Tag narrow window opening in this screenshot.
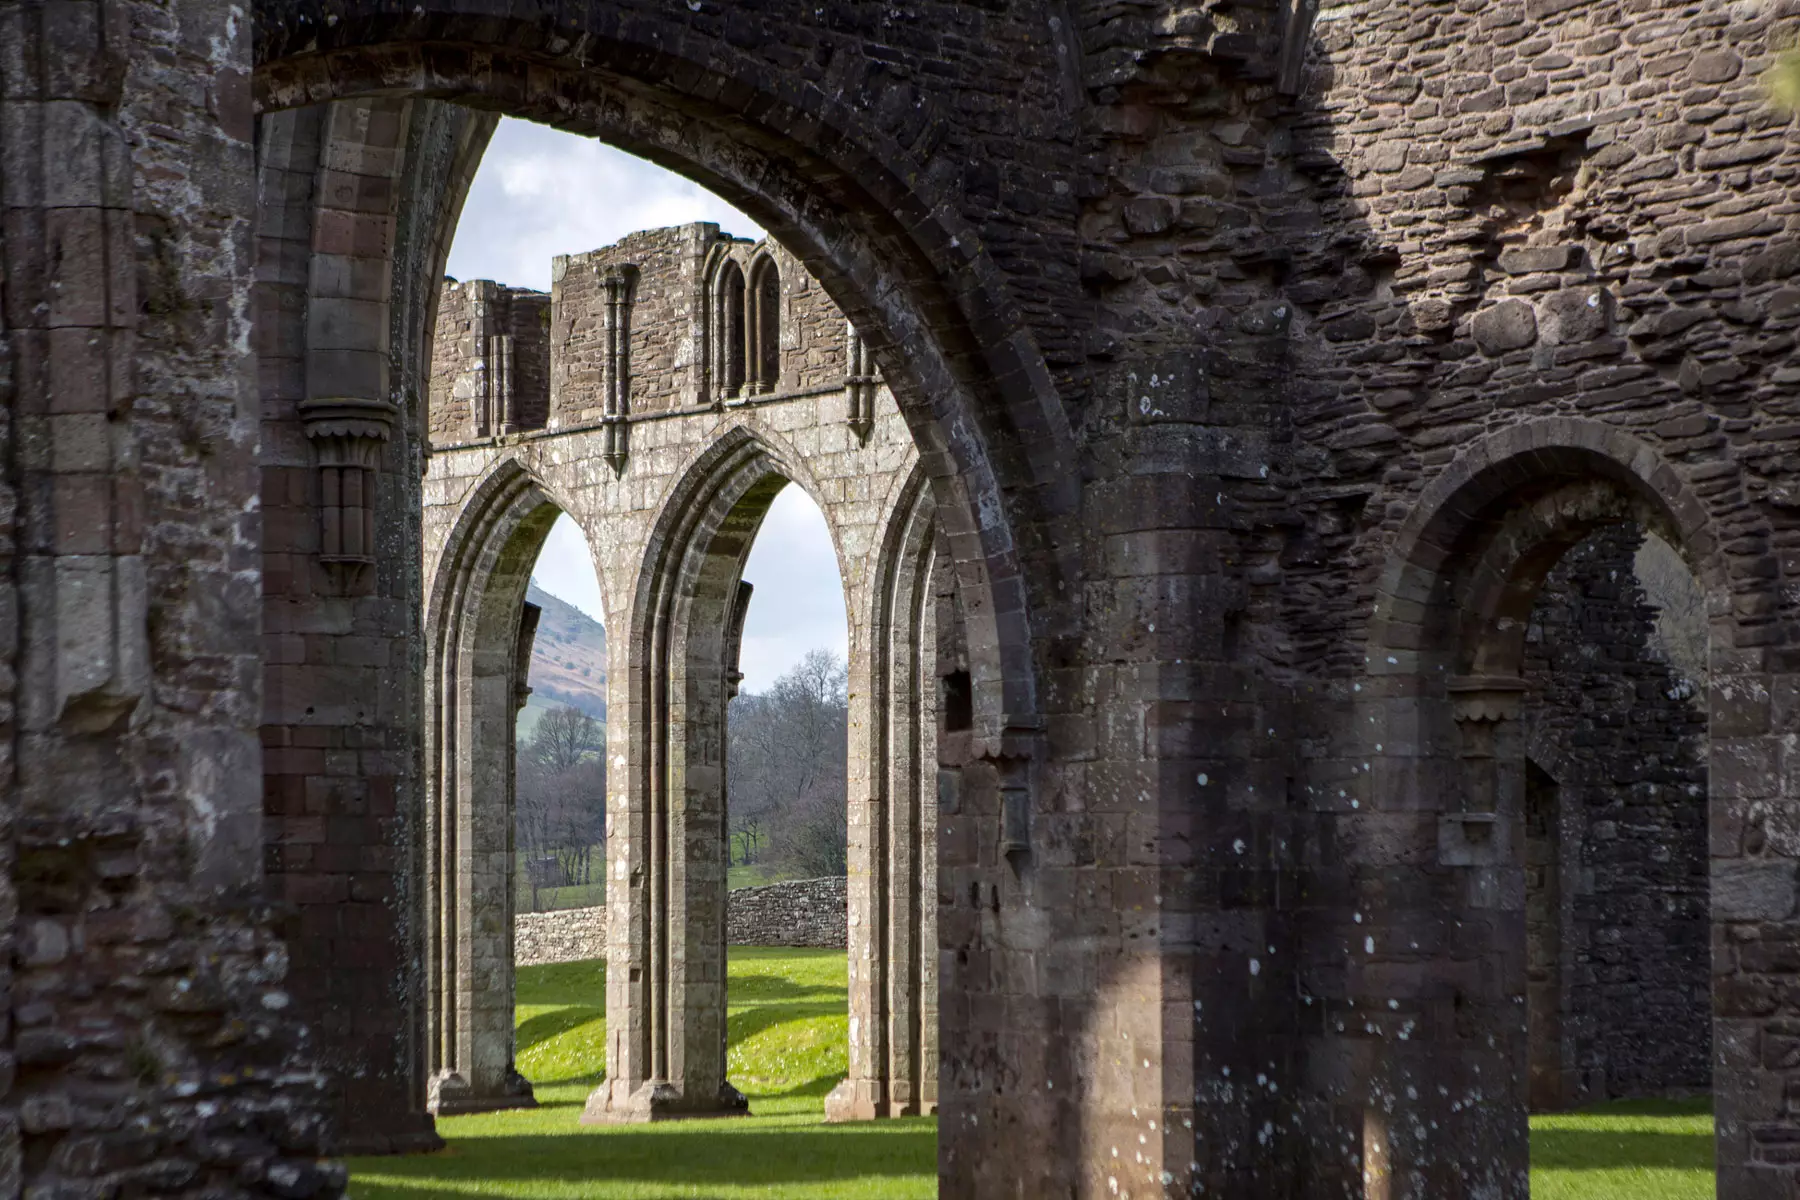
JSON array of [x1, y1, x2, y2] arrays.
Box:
[[943, 669, 973, 732]]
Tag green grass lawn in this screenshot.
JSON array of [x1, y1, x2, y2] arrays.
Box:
[[349, 949, 1710, 1199], [347, 949, 936, 1199], [1530, 1098, 1714, 1200]]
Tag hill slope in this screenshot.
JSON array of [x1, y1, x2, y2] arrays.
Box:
[[525, 580, 607, 721]]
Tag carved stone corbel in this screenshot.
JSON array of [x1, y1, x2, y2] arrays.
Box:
[[845, 323, 877, 444], [1440, 674, 1529, 866], [300, 396, 397, 585]]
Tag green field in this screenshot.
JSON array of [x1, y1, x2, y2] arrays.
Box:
[[1530, 1098, 1713, 1200], [349, 950, 1712, 1199], [347, 950, 935, 1199]]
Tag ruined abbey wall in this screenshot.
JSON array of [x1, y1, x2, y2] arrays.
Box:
[[429, 281, 552, 442], [1523, 524, 1712, 1109], [5, 1, 1800, 1196], [547, 227, 850, 424]]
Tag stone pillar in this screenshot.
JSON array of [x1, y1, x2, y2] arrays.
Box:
[[831, 487, 938, 1121], [587, 503, 750, 1123], [428, 594, 540, 1116]]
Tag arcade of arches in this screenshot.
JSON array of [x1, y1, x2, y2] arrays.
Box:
[[4, 1, 1800, 1197]]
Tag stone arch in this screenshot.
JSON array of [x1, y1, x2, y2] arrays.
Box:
[[421, 455, 594, 1116], [252, 5, 1065, 1162], [594, 425, 799, 1121], [832, 462, 942, 1120], [251, 13, 1062, 738], [1335, 417, 1750, 1196]]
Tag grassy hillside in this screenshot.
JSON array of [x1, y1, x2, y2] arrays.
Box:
[[524, 580, 607, 721]]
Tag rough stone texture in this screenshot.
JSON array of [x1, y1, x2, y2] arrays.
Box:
[[725, 878, 850, 950], [429, 281, 552, 440], [514, 879, 849, 967], [1522, 524, 1711, 1111], [514, 905, 608, 968], [7, 0, 1800, 1195]]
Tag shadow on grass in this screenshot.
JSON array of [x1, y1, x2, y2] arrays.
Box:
[[518, 1007, 605, 1055], [745, 1072, 843, 1101], [725, 1001, 843, 1046], [353, 1125, 936, 1194], [1532, 1130, 1714, 1173], [729, 974, 847, 1004]]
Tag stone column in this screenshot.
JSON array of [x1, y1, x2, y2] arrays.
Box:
[[587, 519, 750, 1123], [429, 598, 540, 1115], [831, 491, 938, 1121]]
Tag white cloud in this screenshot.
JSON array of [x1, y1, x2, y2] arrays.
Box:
[[446, 117, 762, 292]]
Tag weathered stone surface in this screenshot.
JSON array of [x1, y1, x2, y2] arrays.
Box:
[[8, 0, 1800, 1195], [1473, 298, 1541, 354]]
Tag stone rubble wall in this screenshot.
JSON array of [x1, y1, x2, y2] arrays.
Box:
[[515, 876, 848, 966], [724, 876, 850, 949], [514, 904, 609, 968]]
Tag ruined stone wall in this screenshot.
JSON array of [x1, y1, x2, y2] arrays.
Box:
[[550, 225, 714, 422], [1524, 524, 1711, 1106], [540, 225, 850, 428], [213, 0, 1800, 1192], [514, 878, 849, 966], [428, 280, 551, 442], [515, 905, 607, 967], [725, 877, 849, 949]]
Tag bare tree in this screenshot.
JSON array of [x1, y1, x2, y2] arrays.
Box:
[[516, 705, 606, 910], [726, 649, 849, 878], [530, 704, 602, 774]]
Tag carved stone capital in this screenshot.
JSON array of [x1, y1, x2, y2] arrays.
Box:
[[1446, 674, 1529, 724], [299, 395, 398, 452], [299, 396, 396, 576]]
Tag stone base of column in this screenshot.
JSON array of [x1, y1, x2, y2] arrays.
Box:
[[825, 1078, 881, 1122], [581, 1078, 751, 1124], [427, 1068, 539, 1116], [826, 1079, 938, 1121]]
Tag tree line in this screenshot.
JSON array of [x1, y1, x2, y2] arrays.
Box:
[[516, 704, 605, 912], [513, 647, 851, 912], [727, 648, 849, 879]]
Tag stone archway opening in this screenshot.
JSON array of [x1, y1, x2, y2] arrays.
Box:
[[421, 469, 612, 1118], [413, 118, 955, 1160], [1350, 424, 1730, 1198], [1519, 524, 1711, 1124], [255, 19, 1056, 1168]]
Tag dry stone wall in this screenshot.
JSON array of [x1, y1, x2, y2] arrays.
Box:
[[515, 905, 608, 967], [514, 878, 849, 967], [725, 877, 849, 949]]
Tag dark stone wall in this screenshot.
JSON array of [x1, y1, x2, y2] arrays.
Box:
[[1524, 524, 1711, 1107], [4, 0, 1791, 1194]]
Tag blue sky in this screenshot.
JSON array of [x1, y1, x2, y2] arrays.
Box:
[[445, 118, 847, 694]]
